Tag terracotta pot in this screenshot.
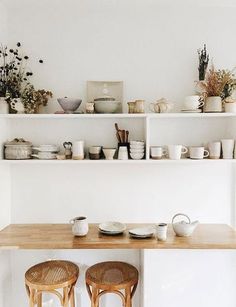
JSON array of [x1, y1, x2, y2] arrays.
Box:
[[204, 96, 222, 113]]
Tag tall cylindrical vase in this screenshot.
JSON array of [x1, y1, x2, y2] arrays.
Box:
[[0, 97, 9, 114]]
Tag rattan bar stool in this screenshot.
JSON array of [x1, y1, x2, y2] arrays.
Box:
[[25, 260, 79, 307], [86, 261, 138, 307]]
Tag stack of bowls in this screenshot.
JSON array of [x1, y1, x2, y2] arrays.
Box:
[[130, 141, 145, 160]]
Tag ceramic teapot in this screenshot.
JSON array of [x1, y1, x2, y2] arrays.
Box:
[[172, 213, 199, 237], [150, 98, 173, 113]]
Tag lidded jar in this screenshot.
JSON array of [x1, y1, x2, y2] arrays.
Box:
[[4, 138, 32, 160]]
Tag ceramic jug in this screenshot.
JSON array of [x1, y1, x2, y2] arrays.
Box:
[[70, 216, 89, 236], [172, 213, 199, 237], [150, 98, 173, 113]]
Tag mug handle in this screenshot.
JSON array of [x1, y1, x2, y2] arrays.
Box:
[[203, 150, 209, 158], [69, 218, 75, 224], [149, 103, 155, 113], [198, 101, 204, 108], [31, 154, 39, 158], [181, 146, 188, 154]]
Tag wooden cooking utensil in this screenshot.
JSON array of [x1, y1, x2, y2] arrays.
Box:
[[116, 132, 121, 143], [126, 131, 129, 143]]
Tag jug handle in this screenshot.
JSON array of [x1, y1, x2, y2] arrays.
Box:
[[172, 213, 191, 225]]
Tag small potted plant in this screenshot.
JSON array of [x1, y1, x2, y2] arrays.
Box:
[[21, 84, 52, 114], [199, 66, 232, 112], [220, 69, 236, 113]]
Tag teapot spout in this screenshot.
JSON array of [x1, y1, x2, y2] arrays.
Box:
[[191, 220, 199, 230]]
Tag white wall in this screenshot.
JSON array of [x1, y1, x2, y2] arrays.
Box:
[[1, 0, 236, 306]]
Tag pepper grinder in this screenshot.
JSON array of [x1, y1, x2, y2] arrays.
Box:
[[63, 142, 72, 159]]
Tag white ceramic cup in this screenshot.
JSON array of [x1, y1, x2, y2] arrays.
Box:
[[189, 146, 209, 159], [221, 139, 235, 159], [89, 146, 101, 154], [183, 96, 204, 110], [103, 148, 116, 160], [208, 142, 221, 159], [70, 216, 89, 236], [150, 147, 166, 159], [72, 140, 84, 160], [118, 146, 128, 160], [168, 145, 188, 160], [156, 223, 168, 241]]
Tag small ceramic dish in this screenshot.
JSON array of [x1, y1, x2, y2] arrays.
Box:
[[129, 227, 154, 238], [99, 221, 126, 234]]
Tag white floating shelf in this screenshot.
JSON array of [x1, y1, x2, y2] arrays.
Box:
[[0, 113, 236, 119], [0, 159, 234, 165]]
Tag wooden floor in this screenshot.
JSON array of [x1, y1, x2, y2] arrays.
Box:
[[0, 223, 236, 249]]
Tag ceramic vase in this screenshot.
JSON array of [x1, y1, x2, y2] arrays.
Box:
[[10, 98, 25, 114], [204, 96, 222, 113], [0, 97, 9, 114]]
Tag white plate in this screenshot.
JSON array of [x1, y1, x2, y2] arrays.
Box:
[[129, 227, 154, 237], [181, 109, 202, 113], [99, 229, 124, 235], [129, 233, 154, 239], [99, 221, 126, 233]]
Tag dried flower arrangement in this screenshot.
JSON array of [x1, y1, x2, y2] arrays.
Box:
[[21, 84, 52, 114], [198, 44, 209, 81], [0, 42, 52, 113], [199, 66, 236, 99]]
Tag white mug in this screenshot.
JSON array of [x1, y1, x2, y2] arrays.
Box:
[[221, 139, 234, 159], [70, 216, 89, 236], [150, 146, 166, 159], [183, 96, 204, 110], [168, 145, 188, 160], [189, 146, 209, 159], [72, 141, 84, 160], [156, 223, 168, 241], [208, 142, 221, 159]]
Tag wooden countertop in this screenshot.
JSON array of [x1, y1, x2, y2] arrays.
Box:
[[0, 223, 236, 250]]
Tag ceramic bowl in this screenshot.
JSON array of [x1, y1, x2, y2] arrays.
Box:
[[57, 98, 82, 113], [130, 141, 145, 146], [130, 144, 145, 150], [94, 101, 119, 114], [130, 148, 145, 153], [102, 148, 116, 160], [130, 152, 144, 160]]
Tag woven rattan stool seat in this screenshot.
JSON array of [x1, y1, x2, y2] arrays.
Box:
[[86, 261, 138, 307], [25, 260, 79, 307]]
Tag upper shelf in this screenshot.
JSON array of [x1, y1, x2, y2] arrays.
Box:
[[0, 113, 236, 119]]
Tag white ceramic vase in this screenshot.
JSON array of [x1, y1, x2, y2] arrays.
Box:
[[0, 97, 9, 114], [225, 103, 236, 113], [204, 96, 222, 113], [10, 98, 25, 114]]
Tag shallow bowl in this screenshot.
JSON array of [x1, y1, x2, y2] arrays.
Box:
[[94, 101, 119, 114], [57, 98, 82, 113], [130, 152, 144, 160]]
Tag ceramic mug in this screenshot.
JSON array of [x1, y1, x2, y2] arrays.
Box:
[[134, 100, 145, 113], [183, 96, 204, 110], [72, 140, 85, 160], [156, 223, 168, 241], [208, 142, 221, 159], [168, 145, 188, 160], [70, 216, 89, 236], [189, 146, 209, 159], [150, 146, 166, 159], [221, 139, 235, 159]]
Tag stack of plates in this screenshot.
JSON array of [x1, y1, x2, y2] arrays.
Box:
[[129, 227, 155, 239], [99, 221, 126, 235]]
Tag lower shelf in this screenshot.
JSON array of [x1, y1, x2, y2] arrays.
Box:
[[0, 159, 234, 165], [0, 223, 235, 249]]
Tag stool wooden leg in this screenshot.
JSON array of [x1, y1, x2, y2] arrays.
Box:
[[37, 292, 42, 307], [29, 289, 35, 307], [125, 287, 132, 307], [63, 287, 69, 307], [70, 286, 75, 307], [91, 287, 99, 307]]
